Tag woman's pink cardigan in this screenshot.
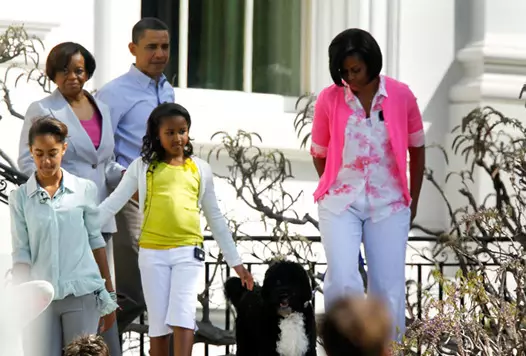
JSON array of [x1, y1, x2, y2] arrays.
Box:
[[310, 76, 424, 204]]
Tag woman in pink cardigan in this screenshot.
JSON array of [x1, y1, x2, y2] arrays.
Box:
[[311, 28, 425, 341]]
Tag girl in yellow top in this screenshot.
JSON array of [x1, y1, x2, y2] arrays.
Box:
[[98, 103, 254, 356]]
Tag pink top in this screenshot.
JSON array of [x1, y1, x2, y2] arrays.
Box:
[[80, 110, 102, 149], [319, 76, 407, 222], [310, 76, 425, 204]]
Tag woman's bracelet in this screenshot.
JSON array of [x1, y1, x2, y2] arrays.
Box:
[[108, 291, 117, 303]]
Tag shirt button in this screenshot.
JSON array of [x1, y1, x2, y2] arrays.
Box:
[[92, 164, 97, 169]]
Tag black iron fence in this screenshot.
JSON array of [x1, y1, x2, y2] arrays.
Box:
[[0, 164, 500, 355], [0, 161, 28, 204], [121, 235, 495, 356]]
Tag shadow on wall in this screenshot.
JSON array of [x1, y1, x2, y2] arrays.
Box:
[[418, 0, 479, 231]]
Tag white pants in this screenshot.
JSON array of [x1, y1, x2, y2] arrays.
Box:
[[318, 198, 410, 340], [138, 246, 204, 337]]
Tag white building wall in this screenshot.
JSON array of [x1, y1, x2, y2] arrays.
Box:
[[448, 0, 526, 212], [1, 2, 526, 355], [397, 0, 464, 232]]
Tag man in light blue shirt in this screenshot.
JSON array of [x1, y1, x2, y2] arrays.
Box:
[[96, 17, 174, 334], [97, 24, 174, 168]]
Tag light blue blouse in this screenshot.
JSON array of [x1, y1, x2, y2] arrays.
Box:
[[10, 169, 109, 301]]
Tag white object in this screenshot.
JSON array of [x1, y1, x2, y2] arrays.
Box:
[[0, 280, 54, 355], [276, 312, 309, 356], [138, 246, 203, 337]]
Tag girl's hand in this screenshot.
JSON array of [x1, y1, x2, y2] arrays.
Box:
[[233, 265, 254, 291], [99, 311, 116, 333]]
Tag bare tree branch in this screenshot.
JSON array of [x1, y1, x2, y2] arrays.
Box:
[[0, 25, 46, 168]]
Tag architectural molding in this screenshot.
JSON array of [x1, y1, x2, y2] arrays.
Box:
[[450, 38, 526, 103], [0, 20, 58, 69], [0, 19, 58, 40]]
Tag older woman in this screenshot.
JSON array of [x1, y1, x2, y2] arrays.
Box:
[[17, 42, 123, 356], [311, 29, 425, 341]]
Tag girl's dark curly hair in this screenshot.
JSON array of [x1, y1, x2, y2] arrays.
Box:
[[141, 102, 194, 164]]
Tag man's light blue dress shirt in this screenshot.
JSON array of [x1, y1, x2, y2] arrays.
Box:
[[96, 65, 175, 168]]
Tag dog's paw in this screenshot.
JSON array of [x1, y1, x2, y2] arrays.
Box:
[[224, 277, 247, 307]]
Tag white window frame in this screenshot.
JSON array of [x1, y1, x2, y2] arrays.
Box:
[[176, 0, 312, 96]]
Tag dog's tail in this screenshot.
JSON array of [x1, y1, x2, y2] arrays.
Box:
[[224, 277, 246, 308]]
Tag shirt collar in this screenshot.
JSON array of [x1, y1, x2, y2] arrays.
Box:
[[344, 75, 388, 101], [378, 75, 388, 97], [26, 169, 76, 197], [128, 64, 168, 89]]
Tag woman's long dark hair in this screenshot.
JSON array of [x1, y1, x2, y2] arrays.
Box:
[[141, 102, 194, 164]]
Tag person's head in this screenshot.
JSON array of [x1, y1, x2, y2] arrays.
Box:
[[129, 17, 170, 79], [320, 296, 392, 356], [328, 28, 383, 92], [28, 116, 68, 178], [63, 334, 109, 356], [46, 42, 96, 98], [141, 102, 193, 163]]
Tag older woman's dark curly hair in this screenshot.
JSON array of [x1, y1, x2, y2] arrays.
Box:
[[141, 102, 194, 164], [328, 28, 383, 86]]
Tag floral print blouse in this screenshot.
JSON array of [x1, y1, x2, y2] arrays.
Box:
[[319, 76, 408, 222]]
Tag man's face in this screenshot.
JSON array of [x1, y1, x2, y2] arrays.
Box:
[[129, 29, 170, 80]]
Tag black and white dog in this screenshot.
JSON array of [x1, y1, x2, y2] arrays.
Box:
[[224, 260, 317, 356]]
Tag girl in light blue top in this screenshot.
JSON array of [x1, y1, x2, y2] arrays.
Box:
[[10, 116, 118, 356]]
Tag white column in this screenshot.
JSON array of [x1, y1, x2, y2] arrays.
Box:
[[243, 0, 254, 92], [300, 0, 312, 92], [308, 0, 403, 93], [448, 0, 526, 211], [450, 0, 526, 107], [93, 0, 112, 90], [369, 0, 388, 70], [385, 0, 400, 79], [93, 0, 141, 89], [178, 0, 189, 88], [309, 0, 358, 93]]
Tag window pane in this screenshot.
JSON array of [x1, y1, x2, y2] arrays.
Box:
[[187, 0, 245, 90], [252, 0, 302, 96]]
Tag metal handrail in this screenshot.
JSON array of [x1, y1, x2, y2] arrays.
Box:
[[0, 161, 28, 204]]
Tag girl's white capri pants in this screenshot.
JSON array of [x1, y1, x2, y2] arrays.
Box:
[[138, 246, 204, 337]]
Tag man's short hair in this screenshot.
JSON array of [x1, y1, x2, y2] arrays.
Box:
[[132, 17, 169, 44], [63, 334, 109, 356]]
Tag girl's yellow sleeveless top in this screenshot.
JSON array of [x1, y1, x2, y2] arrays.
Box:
[[139, 159, 203, 249]]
